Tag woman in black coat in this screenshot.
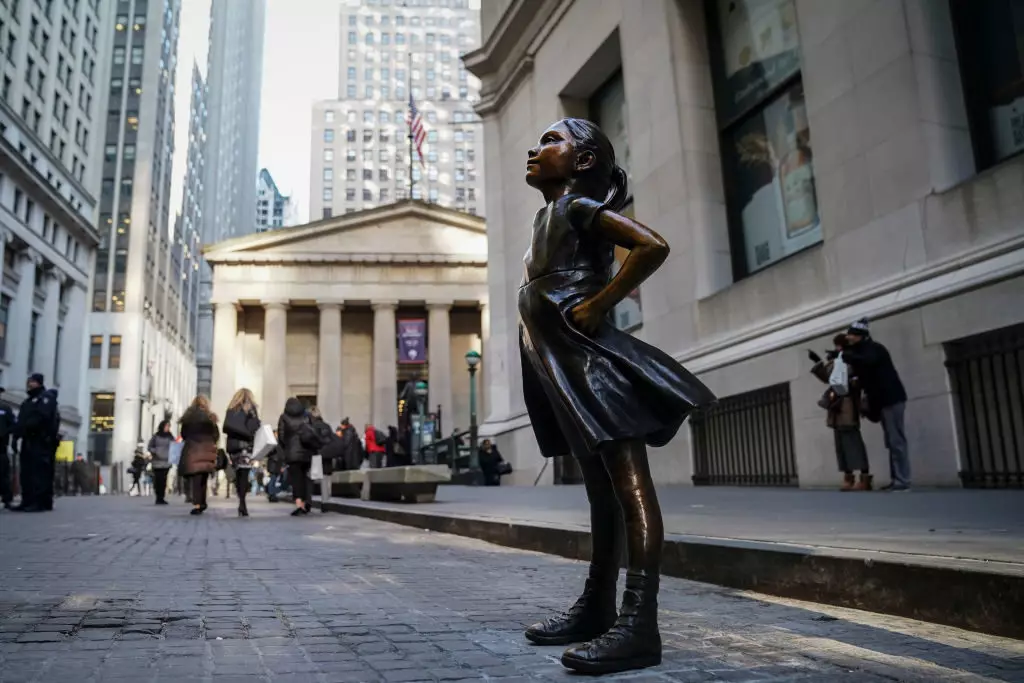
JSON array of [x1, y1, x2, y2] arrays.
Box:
[[223, 388, 261, 517], [277, 397, 318, 516], [178, 396, 219, 515]]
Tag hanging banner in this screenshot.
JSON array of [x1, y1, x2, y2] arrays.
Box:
[[398, 318, 427, 364]]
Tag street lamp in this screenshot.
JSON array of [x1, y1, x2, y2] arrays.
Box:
[[465, 350, 481, 477], [413, 380, 428, 463]]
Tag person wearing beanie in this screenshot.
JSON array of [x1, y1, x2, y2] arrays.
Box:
[[12, 373, 59, 511], [843, 318, 911, 491]]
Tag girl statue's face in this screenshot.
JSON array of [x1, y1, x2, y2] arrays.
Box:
[[526, 123, 584, 188]]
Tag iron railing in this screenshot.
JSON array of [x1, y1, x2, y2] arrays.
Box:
[[945, 323, 1024, 489], [690, 383, 798, 486]]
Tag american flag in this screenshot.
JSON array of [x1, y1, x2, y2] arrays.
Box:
[[407, 94, 426, 166]]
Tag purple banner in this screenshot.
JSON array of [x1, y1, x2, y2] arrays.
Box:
[[398, 318, 426, 364]]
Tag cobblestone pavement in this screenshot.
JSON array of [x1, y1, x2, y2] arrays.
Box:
[[1, 496, 1022, 683]]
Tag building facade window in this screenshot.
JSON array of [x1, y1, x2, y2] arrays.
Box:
[[705, 0, 820, 278], [89, 392, 115, 432], [951, 0, 1024, 170], [324, 129, 334, 142], [0, 294, 9, 361], [28, 312, 39, 372], [89, 335, 103, 368], [108, 335, 121, 368]]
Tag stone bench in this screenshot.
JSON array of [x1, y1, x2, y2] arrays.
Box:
[[327, 470, 365, 499], [365, 465, 451, 503]]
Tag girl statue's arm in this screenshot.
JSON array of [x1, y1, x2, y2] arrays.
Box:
[[570, 210, 670, 335]]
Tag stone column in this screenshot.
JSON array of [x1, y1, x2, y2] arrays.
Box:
[[210, 301, 239, 420], [59, 283, 88, 417], [262, 300, 289, 416], [9, 251, 39, 384], [36, 270, 62, 385], [317, 302, 344, 426], [479, 301, 489, 421], [427, 301, 453, 429], [371, 300, 398, 428]]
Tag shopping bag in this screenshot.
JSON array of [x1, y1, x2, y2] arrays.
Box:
[[309, 455, 324, 481], [168, 440, 184, 467], [254, 424, 277, 460], [828, 353, 849, 396]]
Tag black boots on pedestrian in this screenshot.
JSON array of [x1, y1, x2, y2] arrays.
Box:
[[238, 498, 248, 517], [524, 571, 617, 646], [559, 571, 661, 675]]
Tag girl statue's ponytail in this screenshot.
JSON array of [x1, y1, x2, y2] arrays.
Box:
[[604, 166, 629, 212]]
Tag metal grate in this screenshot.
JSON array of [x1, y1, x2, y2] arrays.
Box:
[[945, 323, 1024, 489], [691, 383, 798, 486]]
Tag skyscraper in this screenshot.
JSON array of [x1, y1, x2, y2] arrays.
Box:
[[91, 0, 198, 467], [309, 0, 484, 220], [255, 168, 294, 232], [0, 0, 111, 440], [195, 0, 266, 398]]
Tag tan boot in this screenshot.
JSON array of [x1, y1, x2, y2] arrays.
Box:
[[840, 473, 856, 491], [854, 473, 873, 491]]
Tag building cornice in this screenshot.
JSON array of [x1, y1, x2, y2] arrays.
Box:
[[211, 253, 488, 266], [464, 0, 573, 117]]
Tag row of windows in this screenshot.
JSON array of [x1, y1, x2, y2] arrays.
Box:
[[342, 83, 470, 101], [325, 126, 475, 146], [323, 184, 476, 203], [348, 8, 470, 27], [323, 146, 475, 164], [346, 31, 472, 48], [323, 108, 477, 125], [0, 173, 84, 264], [346, 65, 469, 83]]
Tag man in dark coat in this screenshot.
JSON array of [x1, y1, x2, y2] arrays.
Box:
[[0, 387, 16, 509], [13, 373, 59, 512], [337, 418, 362, 471], [843, 318, 910, 491]]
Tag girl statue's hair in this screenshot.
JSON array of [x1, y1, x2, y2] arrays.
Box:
[[560, 117, 630, 212]]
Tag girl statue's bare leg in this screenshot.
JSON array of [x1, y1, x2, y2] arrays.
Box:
[[524, 455, 622, 645], [561, 439, 664, 674]]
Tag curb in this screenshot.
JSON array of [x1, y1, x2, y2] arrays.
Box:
[[320, 498, 1024, 640]]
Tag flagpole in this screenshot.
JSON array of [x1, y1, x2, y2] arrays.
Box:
[[407, 51, 414, 200]]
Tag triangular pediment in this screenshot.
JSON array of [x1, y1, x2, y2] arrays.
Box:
[[203, 200, 486, 264]]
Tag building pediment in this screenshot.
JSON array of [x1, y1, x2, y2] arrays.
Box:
[[203, 200, 487, 265]]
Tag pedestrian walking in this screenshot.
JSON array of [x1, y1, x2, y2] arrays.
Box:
[[277, 397, 319, 516], [178, 395, 219, 515], [0, 387, 15, 510], [223, 388, 262, 517], [809, 335, 871, 491], [517, 119, 716, 674], [129, 446, 146, 496], [843, 318, 911, 491], [147, 420, 174, 504], [12, 374, 60, 512]]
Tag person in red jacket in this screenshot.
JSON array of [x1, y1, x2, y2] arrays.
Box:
[[364, 424, 386, 468]]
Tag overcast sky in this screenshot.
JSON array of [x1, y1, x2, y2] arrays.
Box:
[[170, 0, 342, 226]]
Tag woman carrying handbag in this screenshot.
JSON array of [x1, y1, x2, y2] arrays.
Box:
[[178, 396, 219, 515], [223, 389, 261, 517]]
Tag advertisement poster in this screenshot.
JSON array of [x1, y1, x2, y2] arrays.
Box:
[[716, 0, 802, 123], [398, 319, 426, 364]]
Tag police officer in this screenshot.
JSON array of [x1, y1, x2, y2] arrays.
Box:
[[13, 373, 58, 512], [0, 387, 16, 510]]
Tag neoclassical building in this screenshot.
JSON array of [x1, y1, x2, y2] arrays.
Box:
[[203, 200, 488, 438]]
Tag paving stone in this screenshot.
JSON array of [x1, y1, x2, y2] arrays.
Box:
[[2, 497, 1023, 683]]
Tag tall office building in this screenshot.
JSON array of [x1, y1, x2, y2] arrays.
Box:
[[309, 0, 484, 220], [195, 0, 266, 398], [0, 0, 111, 442], [177, 64, 205, 359], [255, 167, 294, 232], [90, 0, 196, 466]]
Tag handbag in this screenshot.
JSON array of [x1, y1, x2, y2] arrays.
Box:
[[309, 455, 324, 481], [497, 462, 513, 476], [254, 424, 277, 460], [828, 353, 850, 396], [215, 448, 228, 471]]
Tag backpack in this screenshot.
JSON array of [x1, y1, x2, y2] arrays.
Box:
[[374, 428, 386, 445]]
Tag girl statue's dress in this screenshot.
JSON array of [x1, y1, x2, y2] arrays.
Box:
[[519, 193, 716, 459]]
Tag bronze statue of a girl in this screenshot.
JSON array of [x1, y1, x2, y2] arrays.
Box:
[[519, 119, 717, 675]]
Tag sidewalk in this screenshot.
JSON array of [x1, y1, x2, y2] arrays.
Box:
[[319, 485, 1024, 639]]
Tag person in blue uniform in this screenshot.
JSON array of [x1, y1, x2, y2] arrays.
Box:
[[12, 373, 59, 512], [518, 119, 716, 675]]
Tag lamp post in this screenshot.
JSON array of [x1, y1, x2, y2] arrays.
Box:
[[465, 350, 481, 477], [413, 380, 428, 464]]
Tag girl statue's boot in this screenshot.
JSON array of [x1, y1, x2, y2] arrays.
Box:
[[560, 571, 661, 675], [524, 567, 617, 645]]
